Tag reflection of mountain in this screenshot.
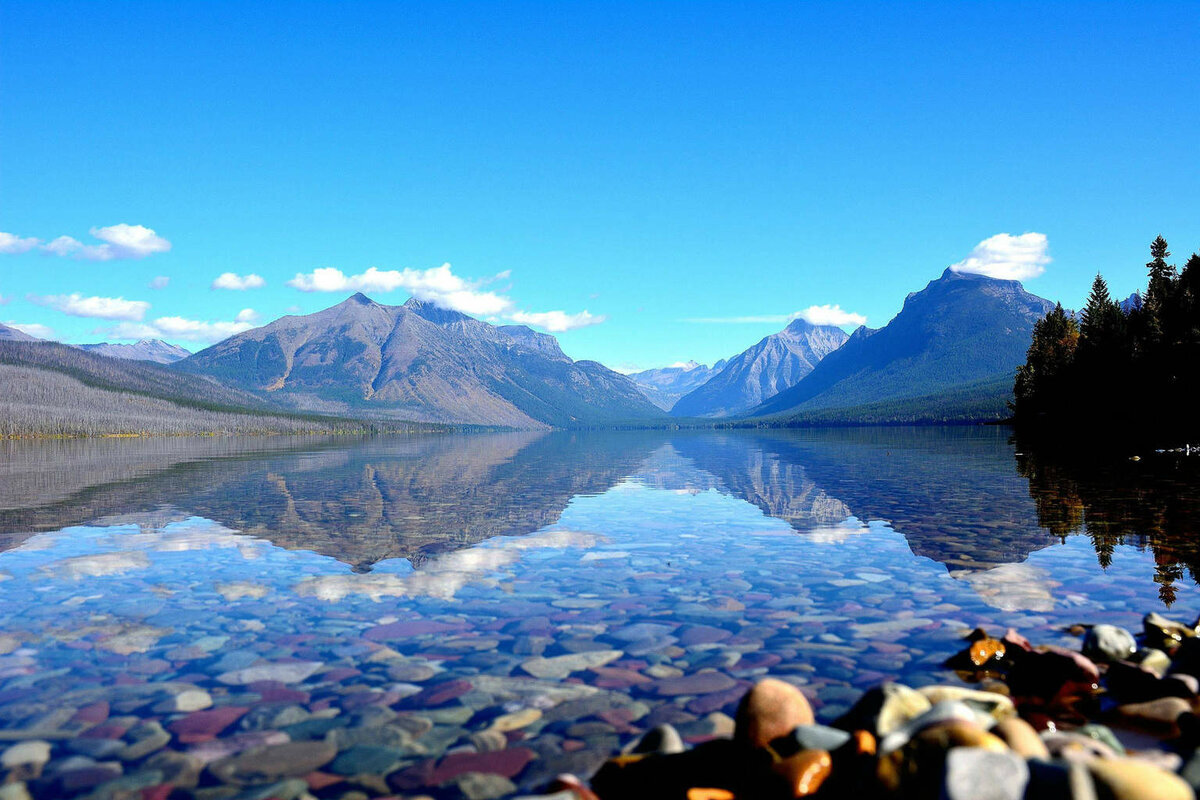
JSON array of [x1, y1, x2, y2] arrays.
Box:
[[640, 436, 851, 529], [0, 433, 661, 570]]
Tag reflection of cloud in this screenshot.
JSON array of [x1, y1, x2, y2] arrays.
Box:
[[807, 516, 871, 544], [955, 562, 1057, 612], [41, 551, 150, 579], [295, 530, 604, 601]]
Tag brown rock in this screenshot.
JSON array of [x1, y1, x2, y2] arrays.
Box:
[[1114, 697, 1191, 737], [734, 678, 815, 749], [969, 638, 1006, 667], [1088, 757, 1194, 800], [993, 717, 1049, 759]]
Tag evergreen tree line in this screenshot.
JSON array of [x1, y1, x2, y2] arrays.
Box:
[[1013, 236, 1200, 440]]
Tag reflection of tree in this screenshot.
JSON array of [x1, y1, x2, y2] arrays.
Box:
[[1016, 442, 1200, 605]]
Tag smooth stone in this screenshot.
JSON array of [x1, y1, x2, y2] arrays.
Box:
[[328, 745, 410, 776], [654, 671, 738, 697], [520, 651, 623, 680], [2, 741, 51, 768], [169, 707, 249, 743], [1088, 757, 1195, 800], [153, 689, 212, 713], [470, 730, 509, 753], [836, 682, 931, 737], [387, 663, 438, 682], [1041, 732, 1120, 762], [119, 722, 170, 760], [1083, 625, 1137, 663], [208, 739, 337, 785], [629, 725, 685, 756], [917, 686, 1015, 725], [993, 718, 1049, 759], [144, 751, 203, 788], [880, 702, 988, 755], [216, 662, 322, 686], [943, 747, 1029, 800], [456, 772, 518, 800], [490, 709, 542, 733], [1144, 612, 1196, 651], [427, 747, 537, 783], [0, 784, 31, 800], [1074, 724, 1125, 756], [1114, 697, 1191, 736], [1131, 648, 1172, 677], [785, 724, 851, 754], [733, 678, 815, 750], [609, 623, 675, 642]]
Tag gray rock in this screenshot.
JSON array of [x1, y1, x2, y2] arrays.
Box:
[[456, 772, 517, 800], [1082, 625, 1137, 663], [628, 724, 685, 755], [328, 745, 410, 776], [1, 741, 51, 769], [880, 701, 982, 754], [942, 747, 1029, 800]]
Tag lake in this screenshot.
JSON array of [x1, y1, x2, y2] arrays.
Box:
[[1, 427, 1198, 799]]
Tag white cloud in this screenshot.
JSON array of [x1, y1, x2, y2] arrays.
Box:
[[288, 261, 604, 332], [212, 272, 266, 290], [684, 305, 867, 327], [234, 308, 259, 323], [0, 232, 40, 254], [507, 309, 606, 332], [148, 276, 170, 290], [287, 264, 513, 316], [104, 315, 254, 344], [3, 321, 55, 339], [30, 293, 150, 321], [795, 304, 868, 326], [950, 232, 1049, 281], [35, 224, 172, 261]]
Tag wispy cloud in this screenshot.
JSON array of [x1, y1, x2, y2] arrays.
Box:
[[103, 315, 255, 344], [148, 276, 170, 290], [212, 272, 266, 290], [950, 232, 1049, 281], [29, 293, 150, 321], [507, 309, 605, 332], [40, 224, 171, 261], [288, 262, 605, 332], [684, 304, 866, 327], [3, 321, 55, 339], [0, 232, 40, 255]]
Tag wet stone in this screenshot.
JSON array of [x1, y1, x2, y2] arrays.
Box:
[[328, 745, 410, 776], [943, 747, 1029, 800], [208, 739, 338, 785], [652, 671, 737, 696]]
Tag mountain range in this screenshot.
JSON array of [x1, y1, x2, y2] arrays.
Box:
[[3, 268, 1058, 433], [76, 339, 191, 364], [672, 318, 849, 417], [751, 269, 1055, 419], [176, 293, 662, 427], [626, 361, 726, 410]]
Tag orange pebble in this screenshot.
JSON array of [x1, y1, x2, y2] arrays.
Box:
[[687, 790, 736, 800], [775, 749, 832, 797], [853, 729, 876, 756], [969, 638, 1006, 666]]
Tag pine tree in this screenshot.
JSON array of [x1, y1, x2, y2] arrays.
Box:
[[1142, 236, 1176, 345], [1013, 303, 1079, 417], [1080, 274, 1114, 338]]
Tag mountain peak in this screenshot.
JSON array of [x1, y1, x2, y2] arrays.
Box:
[[347, 292, 376, 305]]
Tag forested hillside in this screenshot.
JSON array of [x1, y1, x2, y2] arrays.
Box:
[[0, 341, 438, 437]]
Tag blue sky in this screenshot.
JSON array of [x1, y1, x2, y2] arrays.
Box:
[[2, 2, 1197, 371]]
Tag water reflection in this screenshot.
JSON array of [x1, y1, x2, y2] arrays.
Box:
[[5, 428, 1200, 599]]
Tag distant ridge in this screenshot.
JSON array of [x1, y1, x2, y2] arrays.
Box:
[[0, 323, 39, 342], [752, 269, 1055, 420], [77, 339, 191, 364], [178, 293, 664, 428], [627, 361, 726, 410], [672, 318, 849, 417]]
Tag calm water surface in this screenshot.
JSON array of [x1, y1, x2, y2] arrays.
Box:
[[1, 428, 1198, 798]]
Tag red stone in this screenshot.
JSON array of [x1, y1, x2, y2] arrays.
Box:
[[305, 771, 344, 791], [71, 702, 110, 726], [168, 706, 248, 743], [429, 747, 536, 784], [140, 785, 173, 800], [81, 723, 128, 739], [561, 739, 586, 752], [248, 681, 310, 703], [364, 620, 460, 641], [686, 685, 747, 715], [401, 679, 472, 709]]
